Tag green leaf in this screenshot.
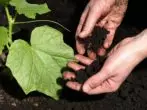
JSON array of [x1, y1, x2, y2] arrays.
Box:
[[0, 0, 10, 6], [6, 26, 74, 100], [0, 27, 8, 54], [10, 0, 50, 19]]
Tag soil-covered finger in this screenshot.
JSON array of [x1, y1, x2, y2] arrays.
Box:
[[97, 48, 106, 56], [66, 81, 82, 91], [87, 50, 96, 60], [67, 62, 85, 71], [63, 71, 76, 80], [76, 41, 85, 54], [75, 54, 93, 65]]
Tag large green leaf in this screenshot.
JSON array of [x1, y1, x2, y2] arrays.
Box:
[[0, 27, 8, 54], [10, 0, 50, 19], [0, 0, 10, 6], [6, 26, 74, 100]]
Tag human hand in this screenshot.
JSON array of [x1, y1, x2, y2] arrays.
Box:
[[64, 29, 147, 94], [76, 0, 128, 55]]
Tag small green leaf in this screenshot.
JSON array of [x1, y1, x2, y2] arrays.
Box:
[[6, 26, 74, 100], [0, 0, 10, 6], [10, 0, 50, 19], [0, 27, 8, 54]]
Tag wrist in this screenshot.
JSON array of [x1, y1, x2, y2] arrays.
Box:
[[135, 29, 147, 59]]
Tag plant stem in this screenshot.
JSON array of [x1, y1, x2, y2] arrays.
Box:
[[5, 7, 14, 45], [6, 43, 10, 50], [14, 20, 71, 32]]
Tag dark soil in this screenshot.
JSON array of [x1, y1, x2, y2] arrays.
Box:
[[73, 27, 108, 83], [74, 59, 104, 84], [1, 0, 147, 110], [77, 27, 109, 53]]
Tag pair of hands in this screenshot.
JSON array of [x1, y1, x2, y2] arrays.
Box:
[[63, 0, 147, 95], [64, 31, 147, 94]]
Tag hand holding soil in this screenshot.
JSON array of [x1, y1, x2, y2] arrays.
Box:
[[64, 29, 147, 95], [76, 0, 128, 55]]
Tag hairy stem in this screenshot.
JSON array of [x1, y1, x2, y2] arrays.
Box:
[[14, 20, 70, 32], [5, 7, 14, 45]]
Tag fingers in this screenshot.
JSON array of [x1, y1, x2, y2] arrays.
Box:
[[76, 40, 85, 54], [76, 5, 89, 36], [96, 15, 116, 49], [104, 29, 115, 49], [63, 71, 76, 80], [82, 71, 108, 94], [63, 55, 93, 80], [67, 55, 93, 72], [87, 50, 96, 60], [79, 5, 102, 38], [83, 80, 119, 94], [97, 47, 106, 56], [76, 5, 89, 55], [75, 54, 93, 65], [66, 81, 82, 91], [68, 61, 85, 71], [103, 12, 124, 48]]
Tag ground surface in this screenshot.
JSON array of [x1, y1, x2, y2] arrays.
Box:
[[0, 0, 147, 110], [1, 57, 147, 110]]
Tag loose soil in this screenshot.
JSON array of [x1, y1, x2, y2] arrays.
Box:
[[66, 27, 108, 84], [77, 27, 109, 53], [0, 0, 147, 110]]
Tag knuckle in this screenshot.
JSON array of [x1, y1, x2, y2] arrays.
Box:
[[89, 80, 97, 89]]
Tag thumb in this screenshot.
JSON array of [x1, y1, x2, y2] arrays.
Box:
[[79, 8, 102, 38], [82, 71, 108, 94]]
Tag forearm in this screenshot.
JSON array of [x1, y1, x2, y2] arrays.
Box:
[[134, 29, 147, 59]]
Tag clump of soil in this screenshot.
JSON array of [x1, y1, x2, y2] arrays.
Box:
[[75, 57, 105, 83], [77, 27, 109, 53], [73, 27, 108, 83]]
